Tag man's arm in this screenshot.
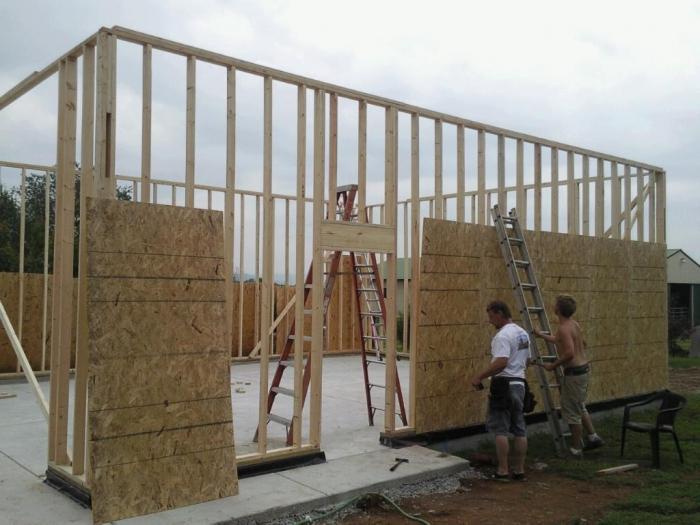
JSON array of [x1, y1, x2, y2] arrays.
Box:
[[544, 328, 575, 371], [533, 328, 556, 343], [470, 357, 508, 388]]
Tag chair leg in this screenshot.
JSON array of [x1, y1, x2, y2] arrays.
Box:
[[620, 426, 627, 458], [650, 431, 660, 468], [671, 431, 684, 464]]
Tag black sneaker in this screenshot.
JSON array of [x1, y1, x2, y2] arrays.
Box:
[[583, 436, 605, 451], [512, 472, 527, 481]]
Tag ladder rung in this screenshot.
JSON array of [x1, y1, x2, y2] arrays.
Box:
[[527, 306, 544, 313], [289, 335, 313, 342], [501, 216, 516, 223], [547, 383, 560, 388], [305, 284, 313, 289], [268, 413, 292, 426], [354, 264, 373, 268], [366, 359, 385, 365], [521, 283, 537, 289], [539, 355, 557, 361], [357, 288, 378, 292], [372, 407, 403, 417], [304, 309, 312, 315], [271, 386, 294, 397], [368, 383, 385, 389], [513, 259, 530, 267], [363, 335, 387, 340], [280, 359, 305, 367], [360, 312, 382, 317], [508, 237, 524, 244]]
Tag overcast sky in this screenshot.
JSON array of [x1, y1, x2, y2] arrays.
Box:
[[1, 0, 699, 262]]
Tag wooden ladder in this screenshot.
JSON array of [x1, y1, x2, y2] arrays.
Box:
[[255, 185, 406, 444], [491, 204, 569, 456]]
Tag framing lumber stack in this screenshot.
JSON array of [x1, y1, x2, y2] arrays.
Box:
[[86, 199, 237, 524], [415, 219, 667, 434]]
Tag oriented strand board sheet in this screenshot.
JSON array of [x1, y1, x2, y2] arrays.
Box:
[[415, 219, 667, 434], [0, 271, 78, 373], [0, 258, 361, 369], [86, 199, 237, 524]]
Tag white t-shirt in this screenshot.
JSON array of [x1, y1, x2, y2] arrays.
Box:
[[491, 322, 531, 379]]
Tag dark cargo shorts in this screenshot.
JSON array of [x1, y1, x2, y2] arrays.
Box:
[[487, 383, 527, 437]]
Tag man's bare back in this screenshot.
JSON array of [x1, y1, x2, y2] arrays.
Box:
[[556, 318, 588, 368]]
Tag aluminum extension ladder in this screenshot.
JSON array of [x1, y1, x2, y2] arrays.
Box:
[[491, 204, 569, 455], [351, 250, 407, 427]]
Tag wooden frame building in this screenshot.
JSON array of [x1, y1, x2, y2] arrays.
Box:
[[0, 26, 666, 506]]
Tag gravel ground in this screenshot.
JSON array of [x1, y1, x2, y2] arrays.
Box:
[[257, 467, 483, 525]]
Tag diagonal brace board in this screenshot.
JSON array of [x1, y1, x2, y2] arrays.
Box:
[[0, 300, 49, 419]]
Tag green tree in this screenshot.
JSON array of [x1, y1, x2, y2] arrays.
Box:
[[0, 170, 132, 275], [0, 186, 20, 272]]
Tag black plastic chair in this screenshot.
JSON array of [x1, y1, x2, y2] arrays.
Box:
[[620, 389, 686, 468]]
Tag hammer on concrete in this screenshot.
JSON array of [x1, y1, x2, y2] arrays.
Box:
[[390, 457, 409, 471]]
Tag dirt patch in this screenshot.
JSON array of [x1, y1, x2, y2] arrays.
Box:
[[337, 469, 632, 524], [332, 369, 698, 525], [669, 367, 700, 393]]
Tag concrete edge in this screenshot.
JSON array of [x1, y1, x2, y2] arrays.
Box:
[[222, 457, 471, 524]]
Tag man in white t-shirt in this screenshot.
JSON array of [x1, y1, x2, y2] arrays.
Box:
[[470, 300, 531, 481]]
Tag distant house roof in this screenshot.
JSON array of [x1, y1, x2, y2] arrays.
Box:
[[667, 249, 700, 284]]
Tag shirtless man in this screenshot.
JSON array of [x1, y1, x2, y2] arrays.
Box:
[[534, 294, 604, 456]]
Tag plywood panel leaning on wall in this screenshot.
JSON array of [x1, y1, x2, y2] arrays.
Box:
[[414, 218, 668, 435], [86, 198, 237, 524]]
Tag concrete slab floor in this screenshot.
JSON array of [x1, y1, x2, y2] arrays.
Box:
[[0, 355, 465, 524], [231, 354, 411, 458]]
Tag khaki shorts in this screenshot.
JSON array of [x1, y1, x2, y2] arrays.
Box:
[[560, 372, 589, 425]]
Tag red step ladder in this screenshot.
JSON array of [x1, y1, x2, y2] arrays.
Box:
[[255, 185, 407, 444]]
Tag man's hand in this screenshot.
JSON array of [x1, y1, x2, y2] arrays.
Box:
[[470, 374, 483, 389], [543, 363, 556, 372], [533, 329, 543, 338]]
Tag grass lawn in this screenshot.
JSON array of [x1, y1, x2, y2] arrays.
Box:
[[457, 390, 700, 524], [669, 355, 700, 369], [521, 392, 700, 524]]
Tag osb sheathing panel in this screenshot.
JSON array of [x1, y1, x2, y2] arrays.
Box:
[[415, 219, 668, 434], [0, 273, 359, 370], [86, 199, 237, 524], [0, 271, 78, 373], [90, 448, 234, 524], [326, 256, 361, 352]]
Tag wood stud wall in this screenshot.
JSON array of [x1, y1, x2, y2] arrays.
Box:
[[0, 26, 668, 501]]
